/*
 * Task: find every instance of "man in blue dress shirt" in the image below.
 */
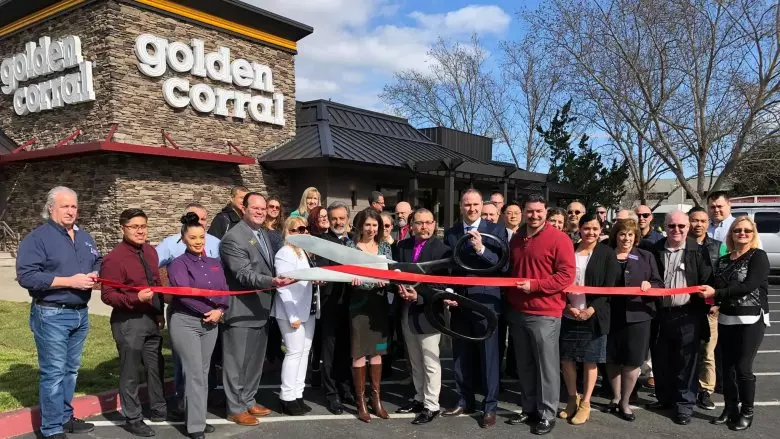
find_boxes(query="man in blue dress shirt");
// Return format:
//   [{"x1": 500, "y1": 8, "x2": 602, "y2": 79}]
[{"x1": 16, "y1": 186, "x2": 101, "y2": 439}]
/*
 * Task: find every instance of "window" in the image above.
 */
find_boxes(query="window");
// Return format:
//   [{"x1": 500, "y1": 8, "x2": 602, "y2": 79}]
[{"x1": 755, "y1": 212, "x2": 780, "y2": 233}]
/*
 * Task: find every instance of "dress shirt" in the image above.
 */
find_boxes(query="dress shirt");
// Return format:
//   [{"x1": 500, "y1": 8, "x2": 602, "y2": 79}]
[
  {"x1": 167, "y1": 251, "x2": 229, "y2": 317},
  {"x1": 16, "y1": 220, "x2": 101, "y2": 305},
  {"x1": 412, "y1": 238, "x2": 427, "y2": 262},
  {"x1": 660, "y1": 242, "x2": 690, "y2": 307},
  {"x1": 462, "y1": 219, "x2": 485, "y2": 255},
  {"x1": 156, "y1": 232, "x2": 220, "y2": 267},
  {"x1": 100, "y1": 240, "x2": 163, "y2": 315},
  {"x1": 708, "y1": 215, "x2": 735, "y2": 243}
]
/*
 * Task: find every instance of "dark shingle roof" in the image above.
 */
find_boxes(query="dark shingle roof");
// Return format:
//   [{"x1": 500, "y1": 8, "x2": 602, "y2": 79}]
[{"x1": 260, "y1": 100, "x2": 476, "y2": 168}]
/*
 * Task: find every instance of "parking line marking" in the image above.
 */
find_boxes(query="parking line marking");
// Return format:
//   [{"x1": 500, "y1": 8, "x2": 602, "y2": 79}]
[
  {"x1": 759, "y1": 350, "x2": 780, "y2": 353},
  {"x1": 755, "y1": 372, "x2": 780, "y2": 376}
]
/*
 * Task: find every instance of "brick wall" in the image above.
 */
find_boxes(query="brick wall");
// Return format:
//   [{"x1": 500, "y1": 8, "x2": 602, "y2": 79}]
[{"x1": 0, "y1": 1, "x2": 297, "y2": 252}]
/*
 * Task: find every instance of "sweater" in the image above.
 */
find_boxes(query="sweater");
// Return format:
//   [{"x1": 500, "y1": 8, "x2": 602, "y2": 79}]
[{"x1": 507, "y1": 223, "x2": 576, "y2": 317}]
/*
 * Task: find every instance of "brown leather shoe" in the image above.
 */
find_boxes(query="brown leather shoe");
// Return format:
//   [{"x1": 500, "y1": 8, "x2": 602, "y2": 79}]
[
  {"x1": 227, "y1": 412, "x2": 259, "y2": 426},
  {"x1": 481, "y1": 412, "x2": 497, "y2": 428},
  {"x1": 441, "y1": 406, "x2": 475, "y2": 417},
  {"x1": 248, "y1": 404, "x2": 272, "y2": 417}
]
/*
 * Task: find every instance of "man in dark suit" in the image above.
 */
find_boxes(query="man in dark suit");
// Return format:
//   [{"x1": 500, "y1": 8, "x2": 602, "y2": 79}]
[
  {"x1": 393, "y1": 208, "x2": 451, "y2": 425},
  {"x1": 219, "y1": 193, "x2": 294, "y2": 426},
  {"x1": 316, "y1": 201, "x2": 356, "y2": 414},
  {"x1": 441, "y1": 189, "x2": 507, "y2": 428},
  {"x1": 647, "y1": 210, "x2": 712, "y2": 425}
]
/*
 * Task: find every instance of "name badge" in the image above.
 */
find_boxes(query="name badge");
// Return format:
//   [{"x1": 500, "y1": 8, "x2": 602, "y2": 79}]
[
  {"x1": 678, "y1": 262, "x2": 686, "y2": 270},
  {"x1": 628, "y1": 254, "x2": 639, "y2": 260}
]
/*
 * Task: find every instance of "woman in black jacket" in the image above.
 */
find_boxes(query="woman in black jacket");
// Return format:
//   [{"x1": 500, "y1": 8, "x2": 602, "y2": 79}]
[
  {"x1": 559, "y1": 214, "x2": 620, "y2": 425},
  {"x1": 605, "y1": 218, "x2": 663, "y2": 422},
  {"x1": 700, "y1": 216, "x2": 770, "y2": 431}
]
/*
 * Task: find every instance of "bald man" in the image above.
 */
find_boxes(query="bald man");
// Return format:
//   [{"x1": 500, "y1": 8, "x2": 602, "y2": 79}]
[
  {"x1": 635, "y1": 205, "x2": 664, "y2": 249},
  {"x1": 392, "y1": 201, "x2": 413, "y2": 241},
  {"x1": 646, "y1": 210, "x2": 712, "y2": 425},
  {"x1": 566, "y1": 201, "x2": 586, "y2": 242},
  {"x1": 481, "y1": 202, "x2": 500, "y2": 224},
  {"x1": 615, "y1": 209, "x2": 637, "y2": 221}
]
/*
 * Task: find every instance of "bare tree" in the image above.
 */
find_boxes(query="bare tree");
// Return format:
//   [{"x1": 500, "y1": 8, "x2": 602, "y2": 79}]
[
  {"x1": 529, "y1": 0, "x2": 780, "y2": 206},
  {"x1": 380, "y1": 35, "x2": 497, "y2": 138}
]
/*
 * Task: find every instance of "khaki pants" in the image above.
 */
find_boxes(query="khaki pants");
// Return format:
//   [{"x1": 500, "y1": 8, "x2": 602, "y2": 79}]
[{"x1": 698, "y1": 310, "x2": 719, "y2": 393}]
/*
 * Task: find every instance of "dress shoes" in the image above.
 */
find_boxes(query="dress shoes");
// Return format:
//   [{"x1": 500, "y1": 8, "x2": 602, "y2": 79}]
[
  {"x1": 248, "y1": 404, "x2": 272, "y2": 417},
  {"x1": 711, "y1": 406, "x2": 739, "y2": 425},
  {"x1": 532, "y1": 419, "x2": 555, "y2": 435},
  {"x1": 506, "y1": 412, "x2": 535, "y2": 425},
  {"x1": 674, "y1": 413, "x2": 691, "y2": 425},
  {"x1": 411, "y1": 408, "x2": 439, "y2": 425},
  {"x1": 124, "y1": 420, "x2": 156, "y2": 437},
  {"x1": 64, "y1": 417, "x2": 95, "y2": 434},
  {"x1": 280, "y1": 399, "x2": 305, "y2": 416},
  {"x1": 327, "y1": 399, "x2": 345, "y2": 415},
  {"x1": 396, "y1": 400, "x2": 424, "y2": 414},
  {"x1": 729, "y1": 407, "x2": 753, "y2": 431},
  {"x1": 481, "y1": 412, "x2": 497, "y2": 428},
  {"x1": 341, "y1": 392, "x2": 357, "y2": 406},
  {"x1": 297, "y1": 398, "x2": 312, "y2": 413},
  {"x1": 441, "y1": 406, "x2": 475, "y2": 417},
  {"x1": 227, "y1": 412, "x2": 259, "y2": 426},
  {"x1": 619, "y1": 410, "x2": 636, "y2": 422},
  {"x1": 204, "y1": 425, "x2": 215, "y2": 433}
]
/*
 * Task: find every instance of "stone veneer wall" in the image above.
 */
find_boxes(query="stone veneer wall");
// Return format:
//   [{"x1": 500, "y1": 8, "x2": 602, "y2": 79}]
[{"x1": 0, "y1": 1, "x2": 297, "y2": 252}]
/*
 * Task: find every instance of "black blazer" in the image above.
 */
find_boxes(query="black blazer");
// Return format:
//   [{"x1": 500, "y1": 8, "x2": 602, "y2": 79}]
[
  {"x1": 652, "y1": 237, "x2": 713, "y2": 339},
  {"x1": 393, "y1": 237, "x2": 452, "y2": 334},
  {"x1": 570, "y1": 242, "x2": 620, "y2": 336},
  {"x1": 312, "y1": 230, "x2": 351, "y2": 304},
  {"x1": 443, "y1": 220, "x2": 507, "y2": 313},
  {"x1": 615, "y1": 247, "x2": 664, "y2": 323}
]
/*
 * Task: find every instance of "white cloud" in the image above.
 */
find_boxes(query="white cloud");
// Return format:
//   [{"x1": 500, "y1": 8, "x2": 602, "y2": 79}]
[{"x1": 244, "y1": 1, "x2": 510, "y2": 107}]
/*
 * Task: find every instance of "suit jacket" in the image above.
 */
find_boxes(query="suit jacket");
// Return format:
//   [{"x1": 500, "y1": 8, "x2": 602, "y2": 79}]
[
  {"x1": 219, "y1": 220, "x2": 276, "y2": 328},
  {"x1": 573, "y1": 242, "x2": 619, "y2": 336},
  {"x1": 617, "y1": 247, "x2": 664, "y2": 323},
  {"x1": 443, "y1": 220, "x2": 507, "y2": 313},
  {"x1": 393, "y1": 237, "x2": 451, "y2": 334},
  {"x1": 313, "y1": 229, "x2": 352, "y2": 304},
  {"x1": 651, "y1": 237, "x2": 713, "y2": 339}
]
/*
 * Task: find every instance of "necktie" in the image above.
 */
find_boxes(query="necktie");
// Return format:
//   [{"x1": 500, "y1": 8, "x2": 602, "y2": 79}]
[
  {"x1": 137, "y1": 248, "x2": 162, "y2": 311},
  {"x1": 255, "y1": 230, "x2": 271, "y2": 262}
]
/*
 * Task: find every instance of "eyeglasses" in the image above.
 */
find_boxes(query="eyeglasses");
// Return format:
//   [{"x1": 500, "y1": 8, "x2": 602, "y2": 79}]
[
  {"x1": 383, "y1": 224, "x2": 392, "y2": 229},
  {"x1": 567, "y1": 210, "x2": 582, "y2": 215},
  {"x1": 732, "y1": 228, "x2": 754, "y2": 234},
  {"x1": 268, "y1": 205, "x2": 280, "y2": 210},
  {"x1": 665, "y1": 224, "x2": 687, "y2": 230},
  {"x1": 638, "y1": 213, "x2": 652, "y2": 219},
  {"x1": 414, "y1": 220, "x2": 435, "y2": 226},
  {"x1": 123, "y1": 224, "x2": 148, "y2": 231},
  {"x1": 288, "y1": 226, "x2": 309, "y2": 234}
]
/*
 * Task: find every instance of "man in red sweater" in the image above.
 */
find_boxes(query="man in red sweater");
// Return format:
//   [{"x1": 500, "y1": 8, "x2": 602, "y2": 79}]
[{"x1": 505, "y1": 194, "x2": 575, "y2": 435}]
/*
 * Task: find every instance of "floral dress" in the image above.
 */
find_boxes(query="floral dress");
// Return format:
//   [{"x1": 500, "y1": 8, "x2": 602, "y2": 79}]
[{"x1": 347, "y1": 240, "x2": 392, "y2": 357}]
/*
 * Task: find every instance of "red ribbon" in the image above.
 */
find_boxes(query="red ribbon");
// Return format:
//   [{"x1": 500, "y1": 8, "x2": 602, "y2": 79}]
[
  {"x1": 324, "y1": 265, "x2": 703, "y2": 297},
  {"x1": 97, "y1": 278, "x2": 279, "y2": 297}
]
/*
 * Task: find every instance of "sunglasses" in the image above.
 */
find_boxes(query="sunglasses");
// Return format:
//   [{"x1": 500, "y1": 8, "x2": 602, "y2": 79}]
[
  {"x1": 732, "y1": 228, "x2": 754, "y2": 234},
  {"x1": 567, "y1": 210, "x2": 582, "y2": 215},
  {"x1": 383, "y1": 224, "x2": 392, "y2": 228},
  {"x1": 638, "y1": 213, "x2": 652, "y2": 218},
  {"x1": 288, "y1": 226, "x2": 309, "y2": 234},
  {"x1": 268, "y1": 205, "x2": 280, "y2": 210},
  {"x1": 665, "y1": 224, "x2": 687, "y2": 230}
]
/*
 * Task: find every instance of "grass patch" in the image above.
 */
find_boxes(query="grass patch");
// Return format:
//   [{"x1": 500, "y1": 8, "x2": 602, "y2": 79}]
[{"x1": 0, "y1": 301, "x2": 172, "y2": 412}]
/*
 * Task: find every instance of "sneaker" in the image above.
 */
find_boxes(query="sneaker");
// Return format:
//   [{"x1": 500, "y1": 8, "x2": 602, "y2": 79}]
[
  {"x1": 63, "y1": 417, "x2": 95, "y2": 434},
  {"x1": 697, "y1": 391, "x2": 716, "y2": 410}
]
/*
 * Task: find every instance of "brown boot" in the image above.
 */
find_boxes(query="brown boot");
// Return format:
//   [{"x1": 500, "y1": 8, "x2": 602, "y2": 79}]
[
  {"x1": 559, "y1": 394, "x2": 580, "y2": 419},
  {"x1": 369, "y1": 363, "x2": 390, "y2": 419},
  {"x1": 352, "y1": 366, "x2": 371, "y2": 423}
]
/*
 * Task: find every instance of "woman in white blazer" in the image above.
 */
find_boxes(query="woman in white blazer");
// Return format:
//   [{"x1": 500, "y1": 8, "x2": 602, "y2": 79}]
[{"x1": 273, "y1": 216, "x2": 317, "y2": 416}]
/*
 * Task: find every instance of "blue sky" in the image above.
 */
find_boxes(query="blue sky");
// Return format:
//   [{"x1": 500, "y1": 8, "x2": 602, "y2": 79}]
[{"x1": 246, "y1": 0, "x2": 536, "y2": 112}]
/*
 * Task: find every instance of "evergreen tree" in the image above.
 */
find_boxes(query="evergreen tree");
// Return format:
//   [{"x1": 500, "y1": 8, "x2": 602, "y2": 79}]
[{"x1": 537, "y1": 100, "x2": 629, "y2": 208}]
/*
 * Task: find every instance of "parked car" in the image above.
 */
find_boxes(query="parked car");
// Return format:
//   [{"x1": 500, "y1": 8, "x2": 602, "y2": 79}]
[{"x1": 730, "y1": 195, "x2": 780, "y2": 276}]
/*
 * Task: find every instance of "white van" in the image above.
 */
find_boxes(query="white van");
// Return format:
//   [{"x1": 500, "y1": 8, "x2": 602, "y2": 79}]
[{"x1": 730, "y1": 195, "x2": 780, "y2": 276}]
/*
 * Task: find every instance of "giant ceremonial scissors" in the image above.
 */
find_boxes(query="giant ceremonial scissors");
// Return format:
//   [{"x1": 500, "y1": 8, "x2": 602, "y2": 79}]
[{"x1": 284, "y1": 233, "x2": 508, "y2": 342}]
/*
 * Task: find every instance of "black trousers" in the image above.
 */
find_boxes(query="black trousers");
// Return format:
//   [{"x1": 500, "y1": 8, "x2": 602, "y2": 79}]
[
  {"x1": 110, "y1": 313, "x2": 166, "y2": 422},
  {"x1": 719, "y1": 320, "x2": 765, "y2": 409},
  {"x1": 651, "y1": 307, "x2": 701, "y2": 416},
  {"x1": 320, "y1": 292, "x2": 353, "y2": 402}
]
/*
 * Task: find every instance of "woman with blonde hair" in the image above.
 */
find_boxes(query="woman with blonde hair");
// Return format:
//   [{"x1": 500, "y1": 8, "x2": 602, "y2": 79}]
[
  {"x1": 273, "y1": 217, "x2": 318, "y2": 416},
  {"x1": 700, "y1": 216, "x2": 770, "y2": 431},
  {"x1": 289, "y1": 187, "x2": 321, "y2": 219}
]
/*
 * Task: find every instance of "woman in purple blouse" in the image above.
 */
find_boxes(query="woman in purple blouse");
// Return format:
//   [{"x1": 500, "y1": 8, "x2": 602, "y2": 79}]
[{"x1": 167, "y1": 212, "x2": 229, "y2": 439}]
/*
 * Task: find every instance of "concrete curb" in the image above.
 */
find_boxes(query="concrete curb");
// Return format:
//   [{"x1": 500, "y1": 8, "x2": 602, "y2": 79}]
[{"x1": 0, "y1": 381, "x2": 173, "y2": 439}]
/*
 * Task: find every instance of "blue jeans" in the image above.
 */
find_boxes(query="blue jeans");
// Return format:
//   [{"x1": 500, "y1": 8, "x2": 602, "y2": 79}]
[{"x1": 29, "y1": 304, "x2": 89, "y2": 437}]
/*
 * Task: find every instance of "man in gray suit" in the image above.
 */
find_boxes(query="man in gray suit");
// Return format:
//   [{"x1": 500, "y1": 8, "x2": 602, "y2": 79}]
[{"x1": 219, "y1": 192, "x2": 294, "y2": 426}]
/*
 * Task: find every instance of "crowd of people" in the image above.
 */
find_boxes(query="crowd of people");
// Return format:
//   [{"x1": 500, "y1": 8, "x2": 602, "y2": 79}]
[{"x1": 15, "y1": 185, "x2": 770, "y2": 438}]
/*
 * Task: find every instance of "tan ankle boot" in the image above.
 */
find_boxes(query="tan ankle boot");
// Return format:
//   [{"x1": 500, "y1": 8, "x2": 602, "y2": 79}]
[
  {"x1": 352, "y1": 366, "x2": 370, "y2": 423},
  {"x1": 559, "y1": 394, "x2": 580, "y2": 419},
  {"x1": 369, "y1": 364, "x2": 390, "y2": 419},
  {"x1": 570, "y1": 400, "x2": 591, "y2": 425}
]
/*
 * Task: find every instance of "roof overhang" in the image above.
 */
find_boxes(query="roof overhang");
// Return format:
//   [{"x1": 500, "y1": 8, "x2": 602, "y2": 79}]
[
  {"x1": 0, "y1": 0, "x2": 313, "y2": 53},
  {"x1": 0, "y1": 140, "x2": 256, "y2": 165}
]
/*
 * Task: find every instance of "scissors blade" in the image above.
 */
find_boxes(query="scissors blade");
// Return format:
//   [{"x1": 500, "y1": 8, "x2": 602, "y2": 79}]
[
  {"x1": 286, "y1": 234, "x2": 396, "y2": 265},
  {"x1": 282, "y1": 264, "x2": 389, "y2": 283}
]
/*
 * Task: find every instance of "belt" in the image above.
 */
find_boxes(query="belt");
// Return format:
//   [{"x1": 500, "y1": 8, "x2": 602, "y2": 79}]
[{"x1": 34, "y1": 299, "x2": 87, "y2": 310}]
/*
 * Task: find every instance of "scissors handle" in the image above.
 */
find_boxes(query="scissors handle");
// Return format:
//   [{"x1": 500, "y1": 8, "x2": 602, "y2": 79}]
[
  {"x1": 453, "y1": 232, "x2": 509, "y2": 274},
  {"x1": 422, "y1": 288, "x2": 498, "y2": 342}
]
